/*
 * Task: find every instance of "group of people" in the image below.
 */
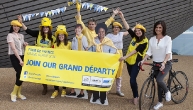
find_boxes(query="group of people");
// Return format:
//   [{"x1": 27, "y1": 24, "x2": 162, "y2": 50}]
[{"x1": 7, "y1": 3, "x2": 172, "y2": 110}]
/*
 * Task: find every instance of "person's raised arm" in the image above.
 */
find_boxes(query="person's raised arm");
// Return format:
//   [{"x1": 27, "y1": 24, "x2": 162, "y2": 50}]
[
  {"x1": 105, "y1": 8, "x2": 120, "y2": 27},
  {"x1": 123, "y1": 31, "x2": 129, "y2": 36},
  {"x1": 17, "y1": 15, "x2": 39, "y2": 37},
  {"x1": 118, "y1": 11, "x2": 129, "y2": 30},
  {"x1": 75, "y1": 3, "x2": 86, "y2": 30},
  {"x1": 18, "y1": 15, "x2": 27, "y2": 30},
  {"x1": 119, "y1": 11, "x2": 136, "y2": 38}
]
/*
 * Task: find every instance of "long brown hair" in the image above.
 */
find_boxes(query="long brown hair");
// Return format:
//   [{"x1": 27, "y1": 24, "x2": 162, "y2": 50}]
[
  {"x1": 40, "y1": 26, "x2": 53, "y2": 43},
  {"x1": 56, "y1": 35, "x2": 68, "y2": 47},
  {"x1": 134, "y1": 29, "x2": 145, "y2": 43}
]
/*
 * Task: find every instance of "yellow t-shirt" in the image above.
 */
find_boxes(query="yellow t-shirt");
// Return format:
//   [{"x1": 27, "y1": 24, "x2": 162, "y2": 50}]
[
  {"x1": 53, "y1": 41, "x2": 71, "y2": 50},
  {"x1": 36, "y1": 33, "x2": 56, "y2": 48},
  {"x1": 75, "y1": 15, "x2": 114, "y2": 45}
]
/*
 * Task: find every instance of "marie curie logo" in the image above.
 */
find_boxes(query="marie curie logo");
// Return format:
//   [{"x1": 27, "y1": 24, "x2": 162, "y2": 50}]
[{"x1": 23, "y1": 71, "x2": 28, "y2": 78}]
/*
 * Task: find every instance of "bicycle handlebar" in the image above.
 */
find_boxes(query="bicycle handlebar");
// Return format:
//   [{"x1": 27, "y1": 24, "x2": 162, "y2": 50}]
[
  {"x1": 140, "y1": 62, "x2": 164, "y2": 74},
  {"x1": 139, "y1": 59, "x2": 178, "y2": 73}
]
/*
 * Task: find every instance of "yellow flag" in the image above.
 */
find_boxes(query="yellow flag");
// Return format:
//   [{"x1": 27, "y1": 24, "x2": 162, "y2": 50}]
[
  {"x1": 68, "y1": 2, "x2": 73, "y2": 6},
  {"x1": 48, "y1": 11, "x2": 52, "y2": 16},
  {"x1": 104, "y1": 7, "x2": 108, "y2": 12},
  {"x1": 89, "y1": 3, "x2": 94, "y2": 9}
]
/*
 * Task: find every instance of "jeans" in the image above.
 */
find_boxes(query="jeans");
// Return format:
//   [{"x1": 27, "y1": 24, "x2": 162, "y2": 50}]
[
  {"x1": 126, "y1": 62, "x2": 140, "y2": 98},
  {"x1": 154, "y1": 61, "x2": 172, "y2": 102}
]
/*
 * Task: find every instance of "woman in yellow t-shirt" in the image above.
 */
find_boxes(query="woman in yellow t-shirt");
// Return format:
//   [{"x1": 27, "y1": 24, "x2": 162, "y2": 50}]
[
  {"x1": 50, "y1": 25, "x2": 71, "y2": 98},
  {"x1": 18, "y1": 15, "x2": 55, "y2": 95}
]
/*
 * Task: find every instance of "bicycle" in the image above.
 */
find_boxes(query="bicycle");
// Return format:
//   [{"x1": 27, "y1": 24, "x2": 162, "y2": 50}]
[{"x1": 138, "y1": 59, "x2": 189, "y2": 110}]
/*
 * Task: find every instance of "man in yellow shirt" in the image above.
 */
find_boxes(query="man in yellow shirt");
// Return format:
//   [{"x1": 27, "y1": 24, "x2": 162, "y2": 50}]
[{"x1": 75, "y1": 3, "x2": 120, "y2": 45}]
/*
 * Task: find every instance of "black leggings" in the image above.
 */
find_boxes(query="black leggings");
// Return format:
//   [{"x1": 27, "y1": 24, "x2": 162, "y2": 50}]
[
  {"x1": 93, "y1": 91, "x2": 106, "y2": 101},
  {"x1": 54, "y1": 86, "x2": 66, "y2": 90},
  {"x1": 10, "y1": 55, "x2": 24, "y2": 86}
]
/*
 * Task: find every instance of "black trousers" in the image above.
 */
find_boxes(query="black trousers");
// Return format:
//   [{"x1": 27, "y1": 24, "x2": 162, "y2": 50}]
[
  {"x1": 10, "y1": 55, "x2": 24, "y2": 86},
  {"x1": 54, "y1": 86, "x2": 66, "y2": 90},
  {"x1": 93, "y1": 91, "x2": 106, "y2": 101}
]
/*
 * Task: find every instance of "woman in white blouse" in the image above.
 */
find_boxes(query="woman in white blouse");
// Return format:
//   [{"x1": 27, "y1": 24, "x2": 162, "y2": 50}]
[
  {"x1": 7, "y1": 20, "x2": 28, "y2": 102},
  {"x1": 140, "y1": 21, "x2": 172, "y2": 110}
]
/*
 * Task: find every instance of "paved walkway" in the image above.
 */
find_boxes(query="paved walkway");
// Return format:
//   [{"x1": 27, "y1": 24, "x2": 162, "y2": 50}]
[{"x1": 0, "y1": 55, "x2": 192, "y2": 110}]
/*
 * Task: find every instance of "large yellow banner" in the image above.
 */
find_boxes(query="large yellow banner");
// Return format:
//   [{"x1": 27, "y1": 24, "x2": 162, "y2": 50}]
[{"x1": 20, "y1": 46, "x2": 120, "y2": 91}]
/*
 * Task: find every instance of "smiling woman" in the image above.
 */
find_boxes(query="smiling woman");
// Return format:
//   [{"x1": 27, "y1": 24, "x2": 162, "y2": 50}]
[
  {"x1": 118, "y1": 11, "x2": 149, "y2": 105},
  {"x1": 140, "y1": 21, "x2": 172, "y2": 110},
  {"x1": 7, "y1": 20, "x2": 28, "y2": 102},
  {"x1": 17, "y1": 15, "x2": 56, "y2": 95}
]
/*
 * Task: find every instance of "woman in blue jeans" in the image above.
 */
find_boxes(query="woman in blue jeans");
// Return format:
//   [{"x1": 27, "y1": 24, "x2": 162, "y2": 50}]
[{"x1": 119, "y1": 11, "x2": 148, "y2": 105}]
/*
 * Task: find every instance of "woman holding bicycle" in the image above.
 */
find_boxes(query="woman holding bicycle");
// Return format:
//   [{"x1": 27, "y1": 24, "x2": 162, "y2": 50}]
[
  {"x1": 119, "y1": 11, "x2": 148, "y2": 105},
  {"x1": 140, "y1": 20, "x2": 172, "y2": 110}
]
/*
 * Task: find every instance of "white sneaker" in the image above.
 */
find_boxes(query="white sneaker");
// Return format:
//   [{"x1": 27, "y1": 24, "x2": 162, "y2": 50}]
[
  {"x1": 165, "y1": 91, "x2": 171, "y2": 102},
  {"x1": 18, "y1": 95, "x2": 27, "y2": 100},
  {"x1": 11, "y1": 94, "x2": 17, "y2": 102},
  {"x1": 153, "y1": 102, "x2": 163, "y2": 110}
]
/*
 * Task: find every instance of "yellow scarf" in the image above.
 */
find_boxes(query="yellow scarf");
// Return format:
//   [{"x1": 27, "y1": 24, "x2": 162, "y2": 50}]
[
  {"x1": 89, "y1": 37, "x2": 119, "y2": 54},
  {"x1": 76, "y1": 34, "x2": 83, "y2": 51}
]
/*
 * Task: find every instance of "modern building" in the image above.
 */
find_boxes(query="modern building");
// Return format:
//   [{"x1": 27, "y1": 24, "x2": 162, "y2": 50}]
[{"x1": 0, "y1": 0, "x2": 193, "y2": 67}]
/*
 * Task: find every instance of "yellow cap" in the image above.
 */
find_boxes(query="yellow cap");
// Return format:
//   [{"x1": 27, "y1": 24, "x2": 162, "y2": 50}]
[
  {"x1": 113, "y1": 22, "x2": 123, "y2": 29},
  {"x1": 135, "y1": 24, "x2": 146, "y2": 32},
  {"x1": 39, "y1": 17, "x2": 52, "y2": 30},
  {"x1": 11, "y1": 20, "x2": 22, "y2": 27},
  {"x1": 55, "y1": 25, "x2": 68, "y2": 37}
]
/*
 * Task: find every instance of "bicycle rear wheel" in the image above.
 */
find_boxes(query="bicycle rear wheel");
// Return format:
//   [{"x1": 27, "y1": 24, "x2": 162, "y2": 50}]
[
  {"x1": 169, "y1": 71, "x2": 189, "y2": 104},
  {"x1": 139, "y1": 77, "x2": 155, "y2": 110}
]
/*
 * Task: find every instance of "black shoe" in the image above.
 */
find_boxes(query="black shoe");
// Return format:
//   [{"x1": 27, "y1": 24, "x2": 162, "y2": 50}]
[
  {"x1": 67, "y1": 92, "x2": 76, "y2": 96},
  {"x1": 77, "y1": 93, "x2": 84, "y2": 98},
  {"x1": 100, "y1": 99, "x2": 105, "y2": 104},
  {"x1": 92, "y1": 98, "x2": 98, "y2": 102}
]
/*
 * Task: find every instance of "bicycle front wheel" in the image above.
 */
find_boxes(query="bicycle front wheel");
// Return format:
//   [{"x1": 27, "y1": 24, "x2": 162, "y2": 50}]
[
  {"x1": 169, "y1": 71, "x2": 189, "y2": 104},
  {"x1": 139, "y1": 77, "x2": 155, "y2": 110}
]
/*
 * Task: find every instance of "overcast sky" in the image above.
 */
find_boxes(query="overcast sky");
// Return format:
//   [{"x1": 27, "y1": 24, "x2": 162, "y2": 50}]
[{"x1": 172, "y1": 26, "x2": 193, "y2": 55}]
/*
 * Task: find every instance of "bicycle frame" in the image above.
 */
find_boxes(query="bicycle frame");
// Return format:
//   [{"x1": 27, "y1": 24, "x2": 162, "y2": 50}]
[{"x1": 167, "y1": 65, "x2": 184, "y2": 93}]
